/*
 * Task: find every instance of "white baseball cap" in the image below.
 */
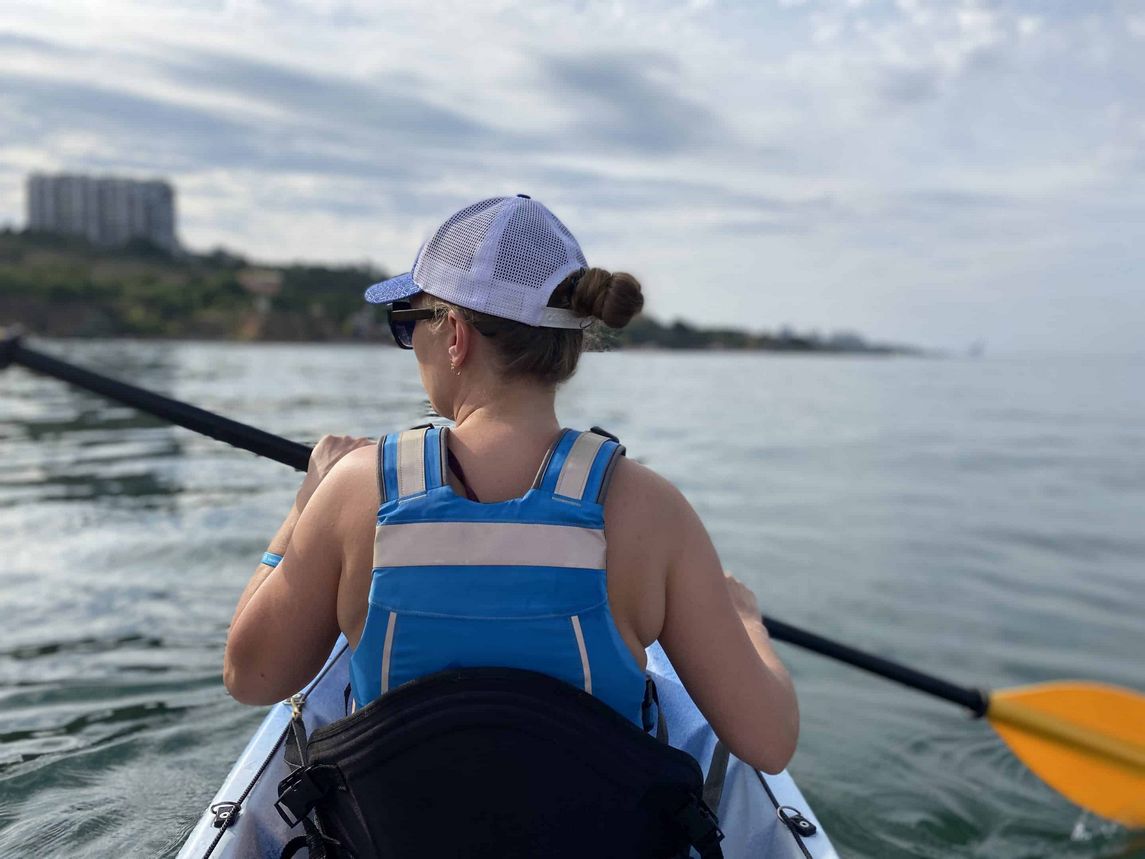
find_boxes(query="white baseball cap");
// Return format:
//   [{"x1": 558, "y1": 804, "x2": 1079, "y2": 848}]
[{"x1": 364, "y1": 195, "x2": 591, "y2": 329}]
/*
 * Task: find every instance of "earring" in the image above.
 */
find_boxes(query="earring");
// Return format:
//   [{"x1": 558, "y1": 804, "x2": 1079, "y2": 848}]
[{"x1": 450, "y1": 360, "x2": 461, "y2": 376}]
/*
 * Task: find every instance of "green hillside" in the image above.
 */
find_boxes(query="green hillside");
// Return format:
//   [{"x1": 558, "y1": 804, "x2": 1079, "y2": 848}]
[
  {"x1": 0, "y1": 229, "x2": 913, "y2": 353},
  {"x1": 0, "y1": 229, "x2": 385, "y2": 340}
]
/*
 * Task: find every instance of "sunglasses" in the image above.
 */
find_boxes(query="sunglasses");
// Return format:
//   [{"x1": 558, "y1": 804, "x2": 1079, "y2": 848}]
[{"x1": 387, "y1": 300, "x2": 438, "y2": 349}]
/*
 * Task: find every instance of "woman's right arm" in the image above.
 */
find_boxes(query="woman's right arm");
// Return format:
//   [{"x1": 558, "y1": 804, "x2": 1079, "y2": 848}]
[{"x1": 657, "y1": 483, "x2": 799, "y2": 774}]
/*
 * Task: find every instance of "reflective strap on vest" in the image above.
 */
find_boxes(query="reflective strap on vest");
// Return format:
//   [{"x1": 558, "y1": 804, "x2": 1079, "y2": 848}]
[
  {"x1": 374, "y1": 521, "x2": 606, "y2": 569},
  {"x1": 554, "y1": 431, "x2": 610, "y2": 500},
  {"x1": 397, "y1": 427, "x2": 429, "y2": 497},
  {"x1": 380, "y1": 610, "x2": 398, "y2": 694},
  {"x1": 570, "y1": 615, "x2": 592, "y2": 694}
]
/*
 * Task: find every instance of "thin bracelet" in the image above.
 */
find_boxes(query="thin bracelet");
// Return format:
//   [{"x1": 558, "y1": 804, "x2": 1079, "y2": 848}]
[{"x1": 261, "y1": 551, "x2": 284, "y2": 568}]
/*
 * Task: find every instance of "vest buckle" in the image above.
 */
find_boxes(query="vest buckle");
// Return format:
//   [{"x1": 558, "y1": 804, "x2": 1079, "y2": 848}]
[
  {"x1": 276, "y1": 766, "x2": 331, "y2": 827},
  {"x1": 674, "y1": 796, "x2": 724, "y2": 857}
]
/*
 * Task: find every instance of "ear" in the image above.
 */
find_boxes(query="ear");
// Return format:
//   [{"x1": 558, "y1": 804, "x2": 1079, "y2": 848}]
[{"x1": 446, "y1": 310, "x2": 471, "y2": 369}]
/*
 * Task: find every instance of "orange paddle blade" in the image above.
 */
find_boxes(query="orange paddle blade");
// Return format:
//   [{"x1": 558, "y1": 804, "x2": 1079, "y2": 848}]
[{"x1": 987, "y1": 682, "x2": 1145, "y2": 828}]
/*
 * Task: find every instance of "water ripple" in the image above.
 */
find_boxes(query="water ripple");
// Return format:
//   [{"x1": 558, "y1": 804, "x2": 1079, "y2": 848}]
[{"x1": 2, "y1": 344, "x2": 1143, "y2": 858}]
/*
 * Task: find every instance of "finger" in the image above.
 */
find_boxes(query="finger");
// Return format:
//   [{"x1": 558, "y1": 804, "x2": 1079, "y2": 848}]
[{"x1": 314, "y1": 434, "x2": 339, "y2": 452}]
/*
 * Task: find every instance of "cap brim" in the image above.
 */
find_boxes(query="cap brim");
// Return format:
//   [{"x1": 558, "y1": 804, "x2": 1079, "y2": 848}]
[{"x1": 364, "y1": 272, "x2": 421, "y2": 304}]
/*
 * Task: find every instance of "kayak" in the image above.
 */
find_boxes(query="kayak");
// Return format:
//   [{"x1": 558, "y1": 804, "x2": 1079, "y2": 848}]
[{"x1": 179, "y1": 639, "x2": 838, "y2": 858}]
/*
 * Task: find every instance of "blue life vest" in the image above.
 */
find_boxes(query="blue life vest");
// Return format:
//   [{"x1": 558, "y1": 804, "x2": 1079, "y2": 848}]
[{"x1": 349, "y1": 426, "x2": 649, "y2": 727}]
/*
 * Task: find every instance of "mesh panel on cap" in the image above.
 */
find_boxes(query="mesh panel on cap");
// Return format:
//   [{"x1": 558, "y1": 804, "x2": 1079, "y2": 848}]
[
  {"x1": 549, "y1": 214, "x2": 588, "y2": 268},
  {"x1": 408, "y1": 195, "x2": 589, "y2": 326},
  {"x1": 416, "y1": 197, "x2": 503, "y2": 281},
  {"x1": 491, "y1": 200, "x2": 570, "y2": 289}
]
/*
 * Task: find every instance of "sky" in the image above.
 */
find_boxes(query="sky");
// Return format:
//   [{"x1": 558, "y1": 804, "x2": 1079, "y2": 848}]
[{"x1": 2, "y1": 0, "x2": 1143, "y2": 353}]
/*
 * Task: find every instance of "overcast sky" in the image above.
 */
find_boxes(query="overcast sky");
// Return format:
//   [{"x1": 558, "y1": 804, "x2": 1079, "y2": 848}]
[{"x1": 2, "y1": 0, "x2": 1143, "y2": 352}]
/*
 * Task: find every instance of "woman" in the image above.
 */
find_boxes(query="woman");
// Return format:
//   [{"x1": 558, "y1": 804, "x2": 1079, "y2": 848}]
[{"x1": 224, "y1": 195, "x2": 798, "y2": 775}]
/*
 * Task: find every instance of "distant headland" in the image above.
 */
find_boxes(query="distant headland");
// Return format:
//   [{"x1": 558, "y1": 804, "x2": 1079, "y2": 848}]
[{"x1": 0, "y1": 229, "x2": 919, "y2": 354}]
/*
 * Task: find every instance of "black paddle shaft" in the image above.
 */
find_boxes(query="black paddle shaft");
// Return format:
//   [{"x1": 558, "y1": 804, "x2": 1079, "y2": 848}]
[
  {"x1": 2, "y1": 332, "x2": 991, "y2": 718},
  {"x1": 1, "y1": 331, "x2": 312, "y2": 472},
  {"x1": 762, "y1": 614, "x2": 989, "y2": 716}
]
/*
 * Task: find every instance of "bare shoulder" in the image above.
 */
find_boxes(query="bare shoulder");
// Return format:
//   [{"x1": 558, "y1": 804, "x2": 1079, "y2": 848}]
[
  {"x1": 604, "y1": 455, "x2": 691, "y2": 531},
  {"x1": 334, "y1": 441, "x2": 380, "y2": 483},
  {"x1": 304, "y1": 442, "x2": 379, "y2": 529}
]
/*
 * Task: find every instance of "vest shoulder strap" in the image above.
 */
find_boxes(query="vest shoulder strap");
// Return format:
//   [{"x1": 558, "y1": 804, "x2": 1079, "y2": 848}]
[
  {"x1": 536, "y1": 429, "x2": 626, "y2": 504},
  {"x1": 378, "y1": 425, "x2": 446, "y2": 503}
]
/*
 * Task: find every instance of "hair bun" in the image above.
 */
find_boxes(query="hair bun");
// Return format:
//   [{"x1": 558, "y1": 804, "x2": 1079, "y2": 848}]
[{"x1": 569, "y1": 267, "x2": 644, "y2": 329}]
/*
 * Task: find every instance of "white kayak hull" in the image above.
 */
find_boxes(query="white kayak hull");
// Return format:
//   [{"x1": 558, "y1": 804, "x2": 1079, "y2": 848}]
[{"x1": 179, "y1": 640, "x2": 837, "y2": 858}]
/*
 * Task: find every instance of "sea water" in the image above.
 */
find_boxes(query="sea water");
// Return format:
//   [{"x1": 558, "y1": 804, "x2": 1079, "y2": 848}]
[{"x1": 1, "y1": 341, "x2": 1142, "y2": 858}]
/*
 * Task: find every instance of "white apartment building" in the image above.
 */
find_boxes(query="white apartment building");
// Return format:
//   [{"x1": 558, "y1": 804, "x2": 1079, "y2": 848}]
[{"x1": 26, "y1": 173, "x2": 178, "y2": 251}]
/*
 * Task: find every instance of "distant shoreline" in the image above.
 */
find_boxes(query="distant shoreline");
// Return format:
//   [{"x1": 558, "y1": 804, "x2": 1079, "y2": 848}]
[
  {"x1": 0, "y1": 229, "x2": 921, "y2": 355},
  {"x1": 15, "y1": 334, "x2": 926, "y2": 357}
]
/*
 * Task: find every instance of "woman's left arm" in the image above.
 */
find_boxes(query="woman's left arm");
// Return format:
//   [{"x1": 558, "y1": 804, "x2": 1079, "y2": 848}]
[{"x1": 224, "y1": 435, "x2": 372, "y2": 705}]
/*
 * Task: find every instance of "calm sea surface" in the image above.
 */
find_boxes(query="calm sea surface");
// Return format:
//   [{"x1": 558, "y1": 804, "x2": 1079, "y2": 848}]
[{"x1": 0, "y1": 340, "x2": 1142, "y2": 858}]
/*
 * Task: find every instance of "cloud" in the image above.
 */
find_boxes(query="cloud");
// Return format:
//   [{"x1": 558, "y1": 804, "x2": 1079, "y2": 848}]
[
  {"x1": 3, "y1": 73, "x2": 256, "y2": 168},
  {"x1": 536, "y1": 49, "x2": 727, "y2": 154},
  {"x1": 899, "y1": 189, "x2": 1016, "y2": 211},
  {"x1": 0, "y1": 32, "x2": 72, "y2": 54},
  {"x1": 0, "y1": 0, "x2": 1143, "y2": 351},
  {"x1": 875, "y1": 62, "x2": 942, "y2": 105},
  {"x1": 153, "y1": 48, "x2": 502, "y2": 153}
]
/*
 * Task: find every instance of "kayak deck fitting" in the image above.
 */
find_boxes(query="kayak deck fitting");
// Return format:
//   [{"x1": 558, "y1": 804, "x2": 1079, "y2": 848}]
[{"x1": 179, "y1": 639, "x2": 837, "y2": 858}]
